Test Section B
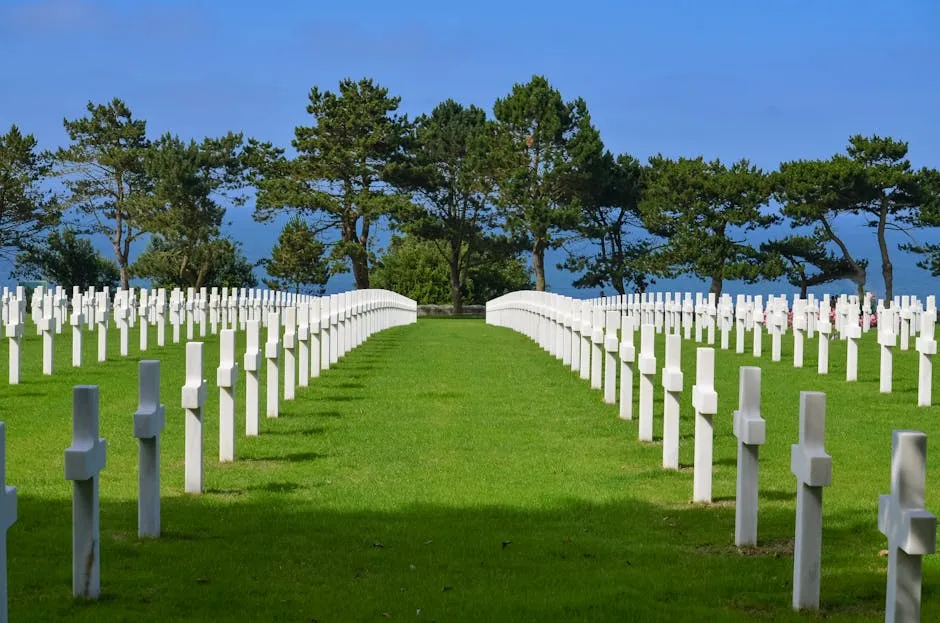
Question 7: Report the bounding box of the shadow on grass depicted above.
[261,427,327,437]
[242,451,327,463]
[8,494,897,622]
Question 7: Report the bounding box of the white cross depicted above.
[637,323,656,442]
[217,329,238,462]
[790,391,831,611]
[65,385,106,598]
[661,333,683,469]
[691,347,717,502]
[266,312,282,418]
[282,306,297,401]
[878,430,937,623]
[181,343,207,494]
[733,366,765,545]
[916,310,936,407]
[134,361,164,537]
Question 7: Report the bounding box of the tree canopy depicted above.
[0,125,59,260]
[640,156,777,296]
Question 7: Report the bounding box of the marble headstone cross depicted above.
[638,324,657,442]
[181,342,207,494]
[878,430,937,623]
[790,391,832,611]
[282,306,297,401]
[265,312,282,418]
[217,329,238,462]
[661,334,683,470]
[915,310,936,407]
[243,320,261,436]
[691,348,718,502]
[64,386,107,599]
[603,310,619,405]
[133,361,165,537]
[619,315,636,421]
[733,366,765,546]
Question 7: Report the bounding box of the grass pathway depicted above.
[4,317,938,621]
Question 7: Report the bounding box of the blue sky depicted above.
[1,0,938,298]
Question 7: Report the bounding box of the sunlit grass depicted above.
[0,317,936,621]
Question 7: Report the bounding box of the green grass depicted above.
[0,317,938,621]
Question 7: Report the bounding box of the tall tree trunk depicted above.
[876,197,893,302]
[449,247,462,314]
[533,237,547,291]
[709,275,722,298]
[342,214,370,289]
[819,217,867,301]
[351,254,370,289]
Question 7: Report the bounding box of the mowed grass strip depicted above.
[0,317,937,621]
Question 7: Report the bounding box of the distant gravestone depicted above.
[845,311,861,382]
[320,297,332,372]
[217,329,238,462]
[5,309,21,385]
[619,315,636,421]
[916,310,936,407]
[638,324,656,442]
[661,334,683,470]
[752,297,764,358]
[879,307,897,394]
[133,361,165,538]
[64,385,106,599]
[282,306,297,401]
[792,300,806,368]
[791,391,832,611]
[733,367,765,546]
[878,430,937,623]
[182,342,207,494]
[95,291,108,362]
[691,348,717,503]
[138,289,149,352]
[590,308,604,391]
[265,312,281,418]
[297,302,310,388]
[579,302,591,381]
[816,303,831,375]
[603,311,619,404]
[243,320,261,436]
[39,293,54,375]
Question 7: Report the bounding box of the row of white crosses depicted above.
[487,289,938,618]
[487,291,717,482]
[0,288,418,613]
[488,289,938,408]
[1,285,423,382]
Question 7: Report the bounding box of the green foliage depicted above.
[371,235,532,305]
[0,125,59,260]
[775,135,940,299]
[248,78,412,288]
[131,235,257,289]
[760,233,867,298]
[132,132,247,289]
[13,227,119,288]
[55,98,151,288]
[493,75,590,290]
[640,156,777,295]
[387,99,506,310]
[265,217,330,294]
[561,152,657,294]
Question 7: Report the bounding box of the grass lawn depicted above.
[0,316,938,621]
